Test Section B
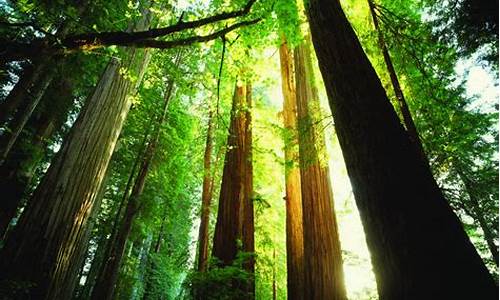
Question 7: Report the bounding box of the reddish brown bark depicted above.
[212,81,254,298]
[0,36,152,299]
[278,40,305,300]
[212,83,247,266]
[306,0,497,298]
[294,40,346,300]
[196,109,215,272]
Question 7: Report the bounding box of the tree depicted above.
[305,0,497,298]
[278,39,304,300]
[196,108,215,272]
[0,42,151,300]
[367,0,427,164]
[294,39,346,300]
[363,0,499,270]
[211,81,254,297]
[0,75,74,237]
[91,71,176,300]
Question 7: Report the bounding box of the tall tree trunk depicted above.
[91,78,175,300]
[294,40,346,300]
[0,77,74,238]
[196,108,215,272]
[305,0,498,299]
[212,81,253,299]
[367,0,428,164]
[212,83,248,266]
[83,108,153,299]
[279,39,305,300]
[0,40,152,299]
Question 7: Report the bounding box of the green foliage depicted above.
[183,253,254,300]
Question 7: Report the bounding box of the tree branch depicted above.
[0,20,53,36]
[62,0,257,49]
[118,19,260,50]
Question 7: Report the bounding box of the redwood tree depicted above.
[278,40,304,300]
[211,81,254,297]
[306,0,497,298]
[294,40,346,300]
[196,108,215,272]
[0,44,151,299]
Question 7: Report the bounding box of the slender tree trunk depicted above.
[305,0,497,298]
[0,39,152,299]
[294,40,346,300]
[91,78,174,300]
[83,108,153,299]
[77,227,108,300]
[0,77,74,238]
[367,0,428,164]
[457,168,499,266]
[0,58,53,127]
[470,194,499,266]
[278,39,305,300]
[196,108,215,272]
[0,59,62,164]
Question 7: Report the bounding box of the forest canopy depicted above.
[0,0,498,299]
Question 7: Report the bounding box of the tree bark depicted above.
[196,108,215,272]
[294,40,346,300]
[305,0,498,298]
[278,39,305,300]
[0,77,74,238]
[212,83,248,267]
[91,77,174,300]
[367,0,428,164]
[0,41,152,298]
[212,81,254,298]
